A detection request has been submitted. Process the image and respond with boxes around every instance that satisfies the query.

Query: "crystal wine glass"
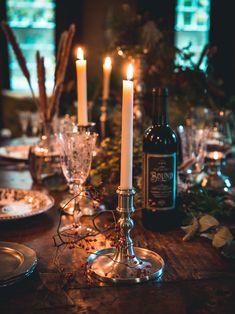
[206,111,232,157]
[57,116,76,196]
[195,111,232,193]
[57,130,96,236]
[30,112,41,137]
[177,124,208,188]
[18,110,30,139]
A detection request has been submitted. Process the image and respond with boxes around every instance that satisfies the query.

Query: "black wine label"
[143,153,176,211]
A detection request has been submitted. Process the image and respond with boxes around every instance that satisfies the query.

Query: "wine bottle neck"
[152,94,169,126]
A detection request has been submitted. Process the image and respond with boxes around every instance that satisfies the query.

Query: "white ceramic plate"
[0,188,54,220]
[0,145,30,161]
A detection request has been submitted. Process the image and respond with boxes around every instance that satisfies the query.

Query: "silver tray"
[0,241,37,287]
[0,188,54,221]
[0,145,31,161]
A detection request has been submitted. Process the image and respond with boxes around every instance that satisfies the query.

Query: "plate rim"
[0,261,37,287]
[0,144,31,161]
[0,188,55,221]
[0,241,37,282]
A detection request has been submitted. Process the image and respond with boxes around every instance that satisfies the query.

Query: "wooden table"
[0,142,235,314]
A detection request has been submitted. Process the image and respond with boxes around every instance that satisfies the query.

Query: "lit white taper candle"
[76,47,88,125]
[103,56,112,100]
[120,64,134,189]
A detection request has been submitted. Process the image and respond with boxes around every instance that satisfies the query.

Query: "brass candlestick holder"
[87,187,164,284]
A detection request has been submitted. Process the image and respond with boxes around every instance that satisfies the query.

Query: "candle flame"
[77,47,84,60]
[104,56,112,67]
[208,151,224,160]
[118,49,124,56]
[127,64,134,80]
[214,151,219,160]
[213,151,224,160]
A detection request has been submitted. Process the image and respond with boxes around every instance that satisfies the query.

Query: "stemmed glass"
[58,116,78,199]
[206,111,232,156]
[57,130,96,236]
[30,112,41,137]
[196,111,232,193]
[18,111,30,139]
[177,124,208,188]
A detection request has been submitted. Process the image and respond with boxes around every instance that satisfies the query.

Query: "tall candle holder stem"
[100,98,108,140]
[87,187,164,284]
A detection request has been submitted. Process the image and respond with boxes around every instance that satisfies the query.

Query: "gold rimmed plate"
[0,241,37,287]
[0,188,54,221]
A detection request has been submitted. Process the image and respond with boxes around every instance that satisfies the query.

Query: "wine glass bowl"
[206,111,232,157]
[177,124,208,187]
[59,132,93,185]
[195,111,233,193]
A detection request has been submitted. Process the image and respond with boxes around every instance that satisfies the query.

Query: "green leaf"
[199,214,219,232]
[90,174,102,187]
[182,217,199,241]
[221,240,235,259]
[212,226,234,248]
[200,232,214,240]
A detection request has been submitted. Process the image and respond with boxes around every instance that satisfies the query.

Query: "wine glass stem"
[21,122,28,138]
[68,183,74,194]
[73,184,82,226]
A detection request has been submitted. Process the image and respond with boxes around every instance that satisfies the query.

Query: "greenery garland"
[105,3,235,117]
[91,134,235,219]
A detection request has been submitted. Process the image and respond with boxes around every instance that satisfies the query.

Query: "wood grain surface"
[0,145,234,314]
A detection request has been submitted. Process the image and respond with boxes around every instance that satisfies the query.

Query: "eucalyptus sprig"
[90,136,143,209]
[178,186,235,220]
[181,213,235,259]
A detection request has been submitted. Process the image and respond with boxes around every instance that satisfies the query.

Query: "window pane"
[175,0,211,71]
[6,0,55,92]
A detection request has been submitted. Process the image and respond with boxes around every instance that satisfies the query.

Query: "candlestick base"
[87,187,164,284]
[87,247,164,284]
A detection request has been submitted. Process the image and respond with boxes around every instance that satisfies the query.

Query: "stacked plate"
[0,242,37,287]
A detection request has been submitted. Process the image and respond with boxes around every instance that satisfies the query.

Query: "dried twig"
[54,31,67,85]
[1,21,37,103]
[36,51,47,120]
[56,24,75,87]
[196,43,210,70]
[1,21,75,123]
[48,83,63,121]
[50,23,75,120]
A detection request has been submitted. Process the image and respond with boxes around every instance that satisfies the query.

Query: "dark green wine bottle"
[142,87,179,231]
